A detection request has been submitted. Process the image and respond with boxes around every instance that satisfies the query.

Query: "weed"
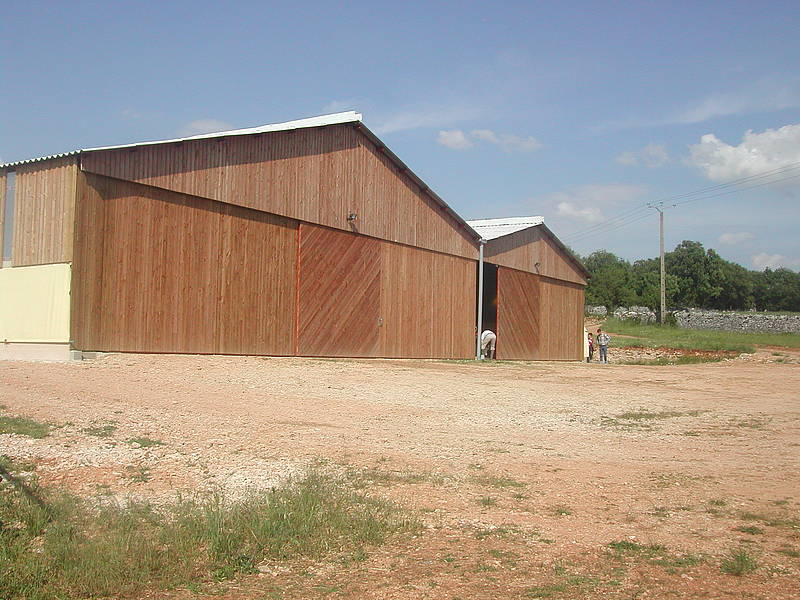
[608,540,704,571]
[478,496,497,507]
[0,415,50,438]
[552,505,572,516]
[740,510,800,528]
[0,464,416,599]
[347,466,441,488]
[472,474,526,489]
[709,498,727,507]
[82,423,117,438]
[720,547,759,576]
[736,525,765,535]
[124,464,151,483]
[776,546,800,558]
[730,416,772,430]
[127,436,165,448]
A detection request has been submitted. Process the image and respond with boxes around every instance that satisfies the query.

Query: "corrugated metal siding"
[12,157,78,266]
[80,124,478,260]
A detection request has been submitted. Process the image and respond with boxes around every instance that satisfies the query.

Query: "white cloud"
[472,129,541,152]
[535,183,649,225]
[687,123,800,184]
[436,128,541,153]
[373,105,485,134]
[178,119,235,136]
[595,79,800,131]
[616,143,670,168]
[321,99,361,113]
[718,232,755,245]
[751,252,800,270]
[556,201,604,223]
[436,129,474,150]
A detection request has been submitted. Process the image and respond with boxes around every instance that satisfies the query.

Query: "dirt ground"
[1,345,799,599]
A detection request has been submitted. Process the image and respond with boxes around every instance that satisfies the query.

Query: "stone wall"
[586,305,800,333]
[672,309,800,334]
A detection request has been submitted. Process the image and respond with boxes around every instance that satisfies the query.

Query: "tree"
[583,250,637,309]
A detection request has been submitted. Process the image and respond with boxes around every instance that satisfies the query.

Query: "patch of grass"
[776,546,800,558]
[82,423,117,438]
[736,525,765,535]
[603,317,800,351]
[619,355,726,366]
[740,511,800,529]
[552,505,572,516]
[127,436,165,448]
[720,547,759,576]
[0,463,416,600]
[709,498,728,507]
[730,416,772,430]
[601,409,706,430]
[608,540,704,571]
[478,496,497,507]
[648,471,706,489]
[472,474,526,489]
[0,415,50,438]
[347,466,441,488]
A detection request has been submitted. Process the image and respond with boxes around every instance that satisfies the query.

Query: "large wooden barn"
[0,112,587,361]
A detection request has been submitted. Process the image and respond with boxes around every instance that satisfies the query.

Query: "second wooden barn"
[0,112,587,361]
[469,217,589,360]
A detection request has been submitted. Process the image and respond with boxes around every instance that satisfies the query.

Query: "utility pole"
[650,204,666,324]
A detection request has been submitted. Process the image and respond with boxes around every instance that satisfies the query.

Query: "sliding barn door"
[496,267,540,360]
[297,224,382,357]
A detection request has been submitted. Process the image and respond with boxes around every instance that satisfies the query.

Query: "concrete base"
[0,342,72,362]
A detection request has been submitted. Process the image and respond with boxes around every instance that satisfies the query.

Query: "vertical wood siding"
[11,157,78,266]
[496,268,583,360]
[297,224,382,357]
[538,277,584,360]
[484,227,587,285]
[71,174,297,354]
[380,242,475,358]
[80,124,478,259]
[297,224,475,358]
[496,267,540,360]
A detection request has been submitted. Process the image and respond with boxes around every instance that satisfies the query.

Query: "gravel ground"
[1,346,799,599]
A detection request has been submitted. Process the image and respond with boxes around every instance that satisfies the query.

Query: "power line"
[561,160,800,244]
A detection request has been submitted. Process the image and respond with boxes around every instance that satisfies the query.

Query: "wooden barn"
[468,217,589,360]
[0,112,586,361]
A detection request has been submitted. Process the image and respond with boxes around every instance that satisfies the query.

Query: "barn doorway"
[479,262,498,334]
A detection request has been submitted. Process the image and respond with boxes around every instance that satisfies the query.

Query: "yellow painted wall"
[0,263,71,343]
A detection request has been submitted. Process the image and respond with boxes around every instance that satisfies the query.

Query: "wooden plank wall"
[484,227,587,285]
[12,157,78,266]
[538,277,584,360]
[71,173,297,354]
[297,224,382,357]
[0,170,5,264]
[495,268,583,360]
[380,241,475,359]
[496,267,540,360]
[297,224,475,358]
[80,124,478,259]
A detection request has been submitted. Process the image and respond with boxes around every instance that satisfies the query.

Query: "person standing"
[587,332,594,362]
[596,327,611,364]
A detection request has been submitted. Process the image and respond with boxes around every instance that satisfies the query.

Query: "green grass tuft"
[127,436,165,448]
[720,547,759,576]
[0,415,50,438]
[0,462,417,600]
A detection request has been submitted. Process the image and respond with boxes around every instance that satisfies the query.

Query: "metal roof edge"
[1,112,362,169]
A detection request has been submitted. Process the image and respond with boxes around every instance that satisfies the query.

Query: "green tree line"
[582,241,800,312]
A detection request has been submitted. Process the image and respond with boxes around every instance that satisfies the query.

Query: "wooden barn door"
[496,267,541,360]
[297,224,382,357]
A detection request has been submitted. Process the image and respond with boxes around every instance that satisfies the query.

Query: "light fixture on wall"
[534,261,541,270]
[347,212,358,222]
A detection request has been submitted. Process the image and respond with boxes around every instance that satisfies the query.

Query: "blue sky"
[2,0,799,270]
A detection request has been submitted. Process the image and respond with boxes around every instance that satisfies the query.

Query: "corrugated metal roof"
[82,111,363,153]
[0,112,362,169]
[1,151,79,169]
[466,216,545,240]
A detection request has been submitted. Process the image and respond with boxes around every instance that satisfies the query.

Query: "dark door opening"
[478,262,498,334]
